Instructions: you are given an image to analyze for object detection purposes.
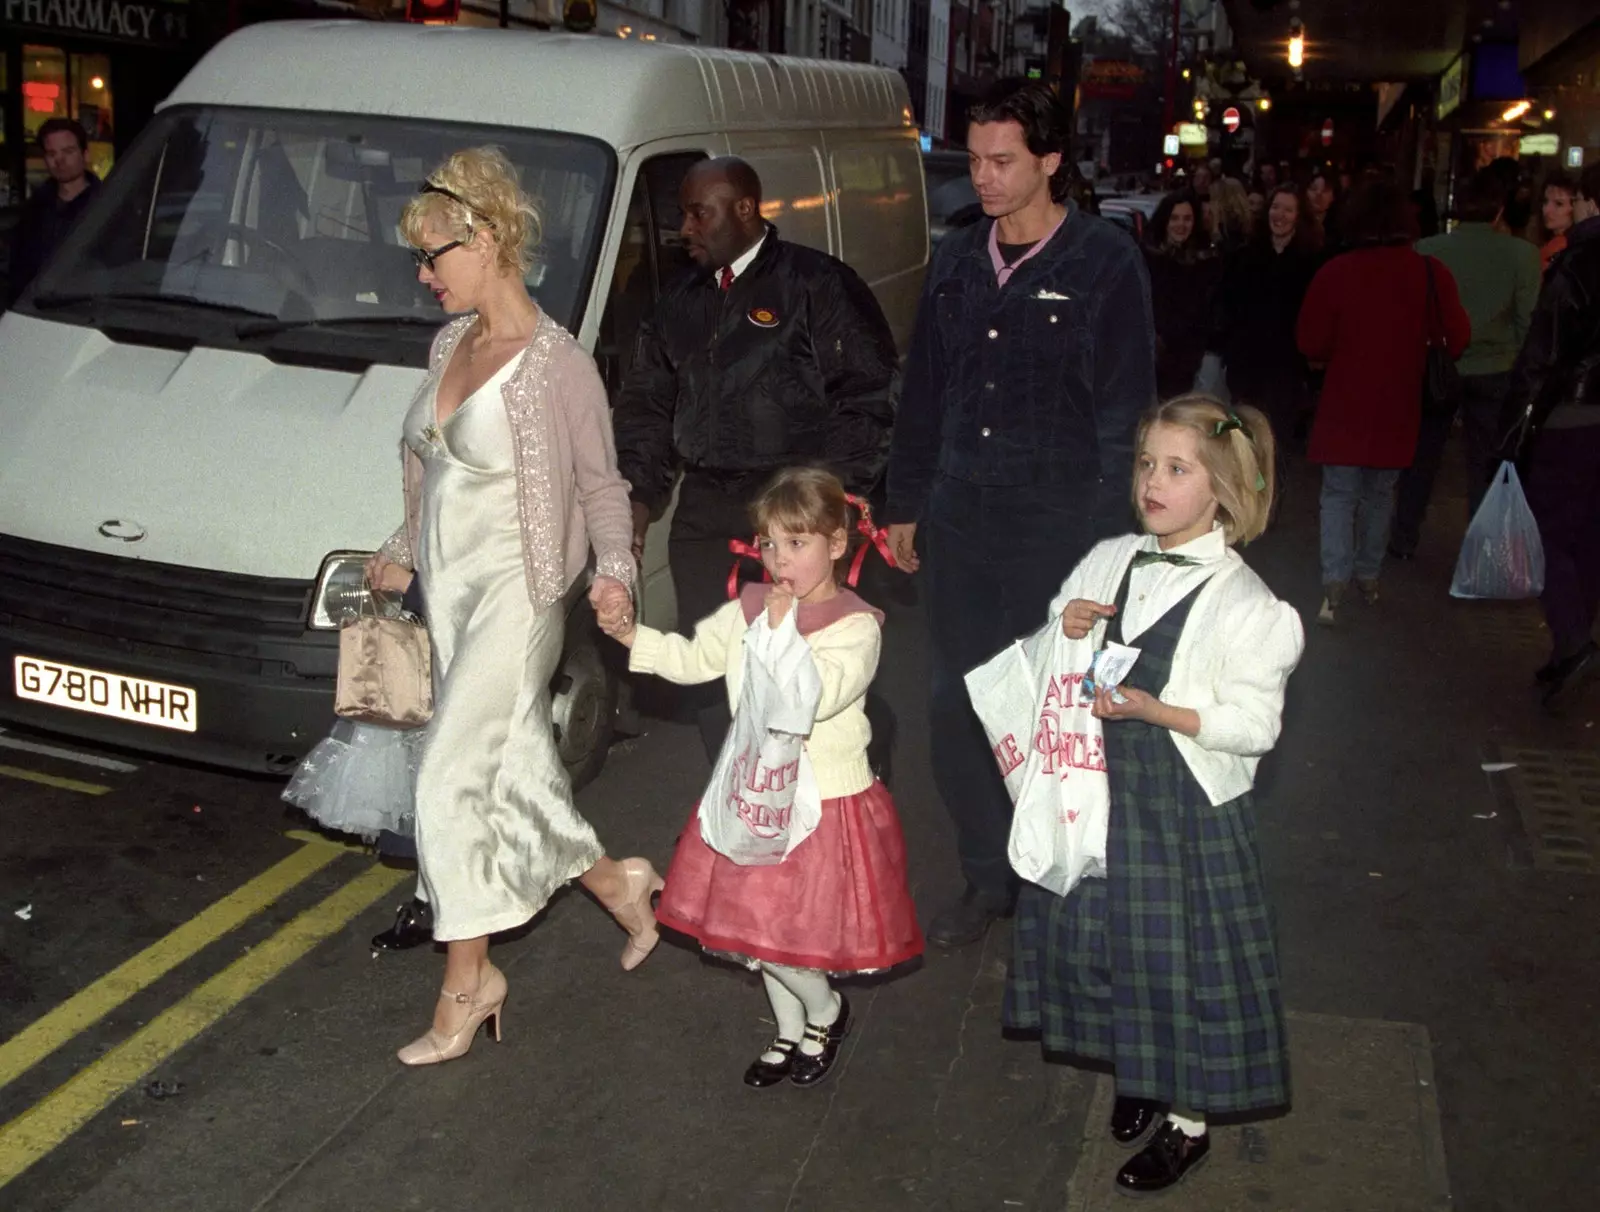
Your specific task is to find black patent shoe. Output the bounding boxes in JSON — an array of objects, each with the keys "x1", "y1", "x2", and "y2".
[
  {"x1": 743, "y1": 1038, "x2": 798, "y2": 1089},
  {"x1": 789, "y1": 994, "x2": 851, "y2": 1088},
  {"x1": 926, "y1": 887, "x2": 1012, "y2": 949},
  {"x1": 371, "y1": 897, "x2": 433, "y2": 951},
  {"x1": 1110, "y1": 1096, "x2": 1165, "y2": 1149},
  {"x1": 1115, "y1": 1123, "x2": 1210, "y2": 1198}
]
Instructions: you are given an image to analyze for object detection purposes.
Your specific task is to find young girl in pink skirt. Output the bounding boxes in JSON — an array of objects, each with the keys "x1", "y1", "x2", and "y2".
[{"x1": 598, "y1": 466, "x2": 923, "y2": 1089}]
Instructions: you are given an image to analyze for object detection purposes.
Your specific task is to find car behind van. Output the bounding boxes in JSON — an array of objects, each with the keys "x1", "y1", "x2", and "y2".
[{"x1": 0, "y1": 22, "x2": 927, "y2": 784}]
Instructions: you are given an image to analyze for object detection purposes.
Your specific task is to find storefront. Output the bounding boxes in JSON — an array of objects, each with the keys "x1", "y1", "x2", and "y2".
[{"x1": 1, "y1": 0, "x2": 201, "y2": 207}]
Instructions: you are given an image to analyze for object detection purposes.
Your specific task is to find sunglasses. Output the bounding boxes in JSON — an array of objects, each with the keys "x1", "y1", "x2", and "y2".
[
  {"x1": 409, "y1": 182, "x2": 496, "y2": 272},
  {"x1": 411, "y1": 239, "x2": 464, "y2": 272}
]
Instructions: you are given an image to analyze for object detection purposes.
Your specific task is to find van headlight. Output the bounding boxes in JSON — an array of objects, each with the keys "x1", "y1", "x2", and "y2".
[{"x1": 310, "y1": 551, "x2": 375, "y2": 629}]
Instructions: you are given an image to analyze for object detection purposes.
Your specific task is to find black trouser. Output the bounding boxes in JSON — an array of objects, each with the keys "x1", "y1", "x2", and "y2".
[
  {"x1": 1525, "y1": 424, "x2": 1600, "y2": 662},
  {"x1": 1392, "y1": 371, "x2": 1511, "y2": 554},
  {"x1": 665, "y1": 471, "x2": 765, "y2": 762},
  {"x1": 922, "y1": 477, "x2": 1098, "y2": 902}
]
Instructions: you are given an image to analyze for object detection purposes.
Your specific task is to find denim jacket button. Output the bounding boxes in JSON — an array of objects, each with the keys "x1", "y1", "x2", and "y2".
[
  {"x1": 1049, "y1": 314, "x2": 1059, "y2": 324},
  {"x1": 987, "y1": 328, "x2": 998, "y2": 339},
  {"x1": 985, "y1": 381, "x2": 995, "y2": 390},
  {"x1": 981, "y1": 427, "x2": 992, "y2": 437}
]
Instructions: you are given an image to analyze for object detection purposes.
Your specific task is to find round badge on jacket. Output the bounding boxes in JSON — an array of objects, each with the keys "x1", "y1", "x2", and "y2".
[{"x1": 748, "y1": 307, "x2": 779, "y2": 328}]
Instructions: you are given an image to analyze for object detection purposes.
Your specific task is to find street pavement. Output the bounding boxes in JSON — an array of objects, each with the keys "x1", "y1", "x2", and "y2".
[{"x1": 0, "y1": 444, "x2": 1596, "y2": 1212}]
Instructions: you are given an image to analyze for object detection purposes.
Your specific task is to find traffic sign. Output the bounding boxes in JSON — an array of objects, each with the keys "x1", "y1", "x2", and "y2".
[
  {"x1": 1222, "y1": 107, "x2": 1241, "y2": 134},
  {"x1": 1163, "y1": 134, "x2": 1181, "y2": 156}
]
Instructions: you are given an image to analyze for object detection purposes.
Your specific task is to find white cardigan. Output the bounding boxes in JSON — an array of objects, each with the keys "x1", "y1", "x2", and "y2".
[{"x1": 1048, "y1": 535, "x2": 1305, "y2": 806}]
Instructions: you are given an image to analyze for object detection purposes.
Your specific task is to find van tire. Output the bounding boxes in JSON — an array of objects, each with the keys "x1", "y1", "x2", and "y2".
[{"x1": 551, "y1": 628, "x2": 617, "y2": 791}]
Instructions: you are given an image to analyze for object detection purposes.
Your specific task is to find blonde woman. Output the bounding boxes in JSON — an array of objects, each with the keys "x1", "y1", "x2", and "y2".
[
  {"x1": 1207, "y1": 177, "x2": 1253, "y2": 258},
  {"x1": 366, "y1": 147, "x2": 662, "y2": 1066}
]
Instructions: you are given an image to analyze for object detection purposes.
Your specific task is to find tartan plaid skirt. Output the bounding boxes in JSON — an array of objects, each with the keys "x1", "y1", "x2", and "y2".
[{"x1": 1003, "y1": 720, "x2": 1291, "y2": 1115}]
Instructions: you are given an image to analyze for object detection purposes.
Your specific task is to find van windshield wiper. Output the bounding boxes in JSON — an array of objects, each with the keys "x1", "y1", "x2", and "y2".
[
  {"x1": 29, "y1": 290, "x2": 277, "y2": 318},
  {"x1": 237, "y1": 313, "x2": 441, "y2": 338}
]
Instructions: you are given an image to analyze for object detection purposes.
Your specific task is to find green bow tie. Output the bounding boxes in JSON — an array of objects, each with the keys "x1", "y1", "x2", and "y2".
[{"x1": 1130, "y1": 549, "x2": 1201, "y2": 569}]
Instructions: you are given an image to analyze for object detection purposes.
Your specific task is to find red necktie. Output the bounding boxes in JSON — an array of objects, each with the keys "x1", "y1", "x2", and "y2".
[{"x1": 719, "y1": 266, "x2": 734, "y2": 292}]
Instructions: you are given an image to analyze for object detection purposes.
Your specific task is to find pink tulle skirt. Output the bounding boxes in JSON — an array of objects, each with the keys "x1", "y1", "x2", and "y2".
[{"x1": 656, "y1": 780, "x2": 924, "y2": 973}]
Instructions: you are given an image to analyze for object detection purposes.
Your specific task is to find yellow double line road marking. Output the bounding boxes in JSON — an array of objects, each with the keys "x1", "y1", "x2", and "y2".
[{"x1": 0, "y1": 842, "x2": 407, "y2": 1190}]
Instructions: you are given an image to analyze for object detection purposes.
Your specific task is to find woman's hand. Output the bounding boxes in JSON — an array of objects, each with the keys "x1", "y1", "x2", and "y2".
[
  {"x1": 590, "y1": 576, "x2": 636, "y2": 648},
  {"x1": 365, "y1": 553, "x2": 413, "y2": 594},
  {"x1": 1061, "y1": 599, "x2": 1116, "y2": 640},
  {"x1": 765, "y1": 584, "x2": 795, "y2": 628}
]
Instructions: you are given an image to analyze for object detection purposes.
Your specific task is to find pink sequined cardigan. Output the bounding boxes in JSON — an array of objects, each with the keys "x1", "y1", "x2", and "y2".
[{"x1": 381, "y1": 313, "x2": 636, "y2": 605}]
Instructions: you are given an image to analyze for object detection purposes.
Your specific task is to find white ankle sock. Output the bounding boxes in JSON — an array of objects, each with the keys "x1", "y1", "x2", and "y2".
[
  {"x1": 1167, "y1": 1110, "x2": 1206, "y2": 1138},
  {"x1": 765, "y1": 965, "x2": 838, "y2": 1056},
  {"x1": 760, "y1": 966, "x2": 806, "y2": 1063}
]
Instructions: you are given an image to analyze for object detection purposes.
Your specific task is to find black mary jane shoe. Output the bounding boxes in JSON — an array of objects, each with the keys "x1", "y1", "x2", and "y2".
[
  {"x1": 1110, "y1": 1096, "x2": 1166, "y2": 1149},
  {"x1": 743, "y1": 1039, "x2": 798, "y2": 1089},
  {"x1": 789, "y1": 994, "x2": 852, "y2": 1088},
  {"x1": 370, "y1": 897, "x2": 434, "y2": 951},
  {"x1": 1115, "y1": 1123, "x2": 1209, "y2": 1199}
]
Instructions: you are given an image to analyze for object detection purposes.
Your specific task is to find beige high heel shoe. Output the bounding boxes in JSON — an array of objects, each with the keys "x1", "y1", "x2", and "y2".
[
  {"x1": 609, "y1": 857, "x2": 665, "y2": 972},
  {"x1": 397, "y1": 965, "x2": 507, "y2": 1066}
]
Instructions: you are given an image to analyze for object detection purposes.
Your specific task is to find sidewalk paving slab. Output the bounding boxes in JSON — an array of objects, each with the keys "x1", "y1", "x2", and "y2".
[{"x1": 1066, "y1": 1013, "x2": 1452, "y2": 1212}]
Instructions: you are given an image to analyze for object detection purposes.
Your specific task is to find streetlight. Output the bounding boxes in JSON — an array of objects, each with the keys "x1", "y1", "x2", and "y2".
[
  {"x1": 1502, "y1": 100, "x2": 1531, "y2": 122},
  {"x1": 1288, "y1": 31, "x2": 1304, "y2": 69},
  {"x1": 1258, "y1": 97, "x2": 1271, "y2": 112}
]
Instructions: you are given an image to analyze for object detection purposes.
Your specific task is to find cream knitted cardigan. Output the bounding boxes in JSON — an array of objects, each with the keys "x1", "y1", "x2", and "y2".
[{"x1": 1048, "y1": 535, "x2": 1305, "y2": 806}]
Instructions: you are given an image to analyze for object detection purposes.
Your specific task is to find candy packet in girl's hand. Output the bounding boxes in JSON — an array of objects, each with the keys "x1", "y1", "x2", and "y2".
[{"x1": 1079, "y1": 642, "x2": 1142, "y2": 705}]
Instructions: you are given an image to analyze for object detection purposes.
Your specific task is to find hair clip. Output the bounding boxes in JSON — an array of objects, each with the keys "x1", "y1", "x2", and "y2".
[
  {"x1": 1212, "y1": 412, "x2": 1247, "y2": 438},
  {"x1": 1255, "y1": 471, "x2": 1268, "y2": 492},
  {"x1": 418, "y1": 181, "x2": 496, "y2": 228}
]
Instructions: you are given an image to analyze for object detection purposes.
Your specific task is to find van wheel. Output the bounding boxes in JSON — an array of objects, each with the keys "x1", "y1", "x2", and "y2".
[{"x1": 551, "y1": 632, "x2": 616, "y2": 791}]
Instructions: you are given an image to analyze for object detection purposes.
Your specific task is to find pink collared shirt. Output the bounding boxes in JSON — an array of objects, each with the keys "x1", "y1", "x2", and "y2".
[{"x1": 988, "y1": 207, "x2": 1070, "y2": 288}]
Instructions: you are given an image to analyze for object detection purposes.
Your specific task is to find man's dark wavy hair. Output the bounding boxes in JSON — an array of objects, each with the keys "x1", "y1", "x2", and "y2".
[{"x1": 967, "y1": 79, "x2": 1073, "y2": 203}]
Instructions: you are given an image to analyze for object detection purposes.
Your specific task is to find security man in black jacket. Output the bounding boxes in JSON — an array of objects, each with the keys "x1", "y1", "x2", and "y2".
[{"x1": 614, "y1": 157, "x2": 899, "y2": 757}]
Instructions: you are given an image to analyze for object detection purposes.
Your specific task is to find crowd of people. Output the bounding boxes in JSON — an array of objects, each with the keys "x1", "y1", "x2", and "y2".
[{"x1": 1132, "y1": 152, "x2": 1598, "y2": 708}]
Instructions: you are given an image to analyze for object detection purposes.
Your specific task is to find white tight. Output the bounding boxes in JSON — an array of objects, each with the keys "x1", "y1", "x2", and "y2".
[{"x1": 760, "y1": 963, "x2": 840, "y2": 1058}]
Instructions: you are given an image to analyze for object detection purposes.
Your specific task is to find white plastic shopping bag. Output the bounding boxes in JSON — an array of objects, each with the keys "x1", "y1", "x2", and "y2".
[
  {"x1": 1450, "y1": 461, "x2": 1546, "y2": 600},
  {"x1": 965, "y1": 613, "x2": 1110, "y2": 897},
  {"x1": 698, "y1": 608, "x2": 824, "y2": 865}
]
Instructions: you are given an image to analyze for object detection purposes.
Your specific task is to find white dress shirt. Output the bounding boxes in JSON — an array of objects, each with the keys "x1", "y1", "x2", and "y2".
[
  {"x1": 723, "y1": 228, "x2": 769, "y2": 284},
  {"x1": 1118, "y1": 523, "x2": 1230, "y2": 643}
]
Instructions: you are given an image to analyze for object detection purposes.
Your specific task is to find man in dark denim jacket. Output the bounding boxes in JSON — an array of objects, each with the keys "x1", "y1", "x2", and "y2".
[{"x1": 885, "y1": 81, "x2": 1156, "y2": 947}]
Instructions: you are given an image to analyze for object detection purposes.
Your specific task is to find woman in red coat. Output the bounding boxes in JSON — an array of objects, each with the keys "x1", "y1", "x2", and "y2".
[{"x1": 1297, "y1": 179, "x2": 1470, "y2": 626}]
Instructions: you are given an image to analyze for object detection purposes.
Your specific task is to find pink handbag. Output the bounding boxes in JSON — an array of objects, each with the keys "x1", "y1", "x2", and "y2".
[{"x1": 334, "y1": 599, "x2": 433, "y2": 728}]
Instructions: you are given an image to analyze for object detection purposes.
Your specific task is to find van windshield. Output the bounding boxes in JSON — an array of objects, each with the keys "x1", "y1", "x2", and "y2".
[{"x1": 17, "y1": 106, "x2": 614, "y2": 368}]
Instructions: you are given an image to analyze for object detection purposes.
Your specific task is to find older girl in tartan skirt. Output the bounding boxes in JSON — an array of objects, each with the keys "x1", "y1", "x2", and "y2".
[{"x1": 1003, "y1": 398, "x2": 1305, "y2": 1198}]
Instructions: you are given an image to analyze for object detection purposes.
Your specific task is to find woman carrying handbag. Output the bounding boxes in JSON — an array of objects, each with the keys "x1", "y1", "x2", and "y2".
[{"x1": 365, "y1": 147, "x2": 664, "y2": 1066}]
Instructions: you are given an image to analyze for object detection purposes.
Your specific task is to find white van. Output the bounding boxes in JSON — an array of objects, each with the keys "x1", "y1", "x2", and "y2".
[{"x1": 0, "y1": 22, "x2": 927, "y2": 784}]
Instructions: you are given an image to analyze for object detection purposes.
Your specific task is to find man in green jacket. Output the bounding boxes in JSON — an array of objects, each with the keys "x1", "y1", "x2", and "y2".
[{"x1": 1391, "y1": 167, "x2": 1541, "y2": 557}]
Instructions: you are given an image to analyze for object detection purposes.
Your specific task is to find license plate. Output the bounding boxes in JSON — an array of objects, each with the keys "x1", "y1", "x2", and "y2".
[{"x1": 13, "y1": 655, "x2": 198, "y2": 733}]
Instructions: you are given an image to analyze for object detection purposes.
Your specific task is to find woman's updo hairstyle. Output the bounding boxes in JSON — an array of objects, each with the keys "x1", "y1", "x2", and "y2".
[{"x1": 400, "y1": 146, "x2": 541, "y2": 275}]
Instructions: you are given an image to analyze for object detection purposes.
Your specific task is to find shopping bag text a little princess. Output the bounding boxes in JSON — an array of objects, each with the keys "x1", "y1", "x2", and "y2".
[
  {"x1": 989, "y1": 671, "x2": 1108, "y2": 785},
  {"x1": 730, "y1": 752, "x2": 802, "y2": 838}
]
